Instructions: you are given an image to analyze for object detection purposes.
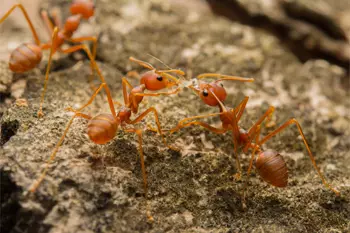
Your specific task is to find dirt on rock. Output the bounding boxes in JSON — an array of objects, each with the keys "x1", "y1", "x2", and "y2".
[{"x1": 0, "y1": 0, "x2": 349, "y2": 233}]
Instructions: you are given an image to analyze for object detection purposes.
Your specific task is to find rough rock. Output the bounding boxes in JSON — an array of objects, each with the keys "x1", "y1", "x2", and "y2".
[{"x1": 0, "y1": 0, "x2": 349, "y2": 232}]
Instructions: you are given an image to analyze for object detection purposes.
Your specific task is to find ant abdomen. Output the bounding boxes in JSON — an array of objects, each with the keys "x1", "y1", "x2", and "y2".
[
  {"x1": 9, "y1": 43, "x2": 42, "y2": 73},
  {"x1": 255, "y1": 150, "x2": 288, "y2": 187},
  {"x1": 87, "y1": 113, "x2": 119, "y2": 144}
]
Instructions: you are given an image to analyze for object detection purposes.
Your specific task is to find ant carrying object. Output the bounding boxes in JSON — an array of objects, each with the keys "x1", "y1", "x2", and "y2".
[
  {"x1": 167, "y1": 75, "x2": 340, "y2": 196},
  {"x1": 28, "y1": 57, "x2": 184, "y2": 197},
  {"x1": 0, "y1": 1, "x2": 98, "y2": 117}
]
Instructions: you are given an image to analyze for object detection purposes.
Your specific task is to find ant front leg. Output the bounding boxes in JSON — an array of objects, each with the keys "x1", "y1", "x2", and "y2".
[
  {"x1": 167, "y1": 112, "x2": 225, "y2": 134},
  {"x1": 257, "y1": 118, "x2": 340, "y2": 195},
  {"x1": 135, "y1": 86, "x2": 181, "y2": 97},
  {"x1": 0, "y1": 4, "x2": 41, "y2": 45},
  {"x1": 166, "y1": 113, "x2": 227, "y2": 152},
  {"x1": 37, "y1": 27, "x2": 59, "y2": 117}
]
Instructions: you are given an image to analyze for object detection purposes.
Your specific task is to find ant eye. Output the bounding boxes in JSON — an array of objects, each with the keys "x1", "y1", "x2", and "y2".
[
  {"x1": 220, "y1": 82, "x2": 224, "y2": 87},
  {"x1": 157, "y1": 76, "x2": 163, "y2": 81},
  {"x1": 203, "y1": 90, "x2": 209, "y2": 97}
]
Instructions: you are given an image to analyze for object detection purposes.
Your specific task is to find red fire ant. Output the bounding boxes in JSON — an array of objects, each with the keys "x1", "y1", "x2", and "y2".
[
  {"x1": 0, "y1": 1, "x2": 99, "y2": 117},
  {"x1": 28, "y1": 57, "x2": 184, "y2": 198},
  {"x1": 167, "y1": 75, "x2": 340, "y2": 196}
]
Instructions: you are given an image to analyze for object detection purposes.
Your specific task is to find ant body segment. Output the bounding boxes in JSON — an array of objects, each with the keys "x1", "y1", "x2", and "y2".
[
  {"x1": 168, "y1": 75, "x2": 340, "y2": 196},
  {"x1": 0, "y1": 1, "x2": 98, "y2": 117}
]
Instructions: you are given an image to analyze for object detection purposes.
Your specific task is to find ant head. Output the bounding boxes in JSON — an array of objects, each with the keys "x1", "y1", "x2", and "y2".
[
  {"x1": 70, "y1": 0, "x2": 95, "y2": 19},
  {"x1": 140, "y1": 70, "x2": 178, "y2": 91},
  {"x1": 193, "y1": 81, "x2": 227, "y2": 106}
]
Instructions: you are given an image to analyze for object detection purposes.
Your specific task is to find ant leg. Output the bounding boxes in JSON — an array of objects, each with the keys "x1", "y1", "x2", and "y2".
[
  {"x1": 50, "y1": 7, "x2": 62, "y2": 29},
  {"x1": 246, "y1": 126, "x2": 262, "y2": 177},
  {"x1": 258, "y1": 118, "x2": 340, "y2": 195},
  {"x1": 122, "y1": 77, "x2": 133, "y2": 105},
  {"x1": 196, "y1": 73, "x2": 254, "y2": 83},
  {"x1": 170, "y1": 121, "x2": 227, "y2": 135},
  {"x1": 60, "y1": 44, "x2": 117, "y2": 117},
  {"x1": 135, "y1": 86, "x2": 181, "y2": 97},
  {"x1": 127, "y1": 107, "x2": 178, "y2": 151},
  {"x1": 30, "y1": 82, "x2": 108, "y2": 192},
  {"x1": 68, "y1": 83, "x2": 107, "y2": 112},
  {"x1": 68, "y1": 36, "x2": 98, "y2": 90},
  {"x1": 29, "y1": 112, "x2": 91, "y2": 192},
  {"x1": 37, "y1": 27, "x2": 59, "y2": 117},
  {"x1": 241, "y1": 125, "x2": 262, "y2": 208},
  {"x1": 122, "y1": 128, "x2": 153, "y2": 221},
  {"x1": 247, "y1": 106, "x2": 275, "y2": 136},
  {"x1": 0, "y1": 4, "x2": 41, "y2": 45},
  {"x1": 40, "y1": 9, "x2": 54, "y2": 36},
  {"x1": 123, "y1": 128, "x2": 148, "y2": 194},
  {"x1": 234, "y1": 96, "x2": 249, "y2": 122},
  {"x1": 168, "y1": 112, "x2": 224, "y2": 133},
  {"x1": 68, "y1": 37, "x2": 98, "y2": 62},
  {"x1": 231, "y1": 131, "x2": 242, "y2": 181},
  {"x1": 126, "y1": 70, "x2": 141, "y2": 79}
]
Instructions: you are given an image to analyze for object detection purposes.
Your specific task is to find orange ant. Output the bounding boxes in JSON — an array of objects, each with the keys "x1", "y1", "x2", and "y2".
[
  {"x1": 167, "y1": 75, "x2": 340, "y2": 197},
  {"x1": 28, "y1": 57, "x2": 184, "y2": 197},
  {"x1": 0, "y1": 1, "x2": 99, "y2": 117}
]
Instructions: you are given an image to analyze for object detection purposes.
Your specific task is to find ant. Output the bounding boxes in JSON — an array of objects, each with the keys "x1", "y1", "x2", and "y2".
[
  {"x1": 0, "y1": 1, "x2": 99, "y2": 117},
  {"x1": 166, "y1": 75, "x2": 340, "y2": 198},
  {"x1": 28, "y1": 57, "x2": 185, "y2": 198}
]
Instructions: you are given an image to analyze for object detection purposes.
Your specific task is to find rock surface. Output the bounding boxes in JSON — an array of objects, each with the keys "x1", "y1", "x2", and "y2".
[{"x1": 0, "y1": 0, "x2": 349, "y2": 232}]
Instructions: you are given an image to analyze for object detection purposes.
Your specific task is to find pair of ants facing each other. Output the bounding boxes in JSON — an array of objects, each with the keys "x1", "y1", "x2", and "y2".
[
  {"x1": 1, "y1": 1, "x2": 339, "y2": 209},
  {"x1": 27, "y1": 57, "x2": 340, "y2": 200}
]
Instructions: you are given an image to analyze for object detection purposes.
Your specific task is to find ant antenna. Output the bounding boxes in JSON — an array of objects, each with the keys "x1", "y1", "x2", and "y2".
[
  {"x1": 147, "y1": 54, "x2": 172, "y2": 70},
  {"x1": 147, "y1": 53, "x2": 186, "y2": 81}
]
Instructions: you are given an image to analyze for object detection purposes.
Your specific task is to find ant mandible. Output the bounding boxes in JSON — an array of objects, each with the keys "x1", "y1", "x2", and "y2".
[
  {"x1": 0, "y1": 1, "x2": 99, "y2": 117},
  {"x1": 28, "y1": 57, "x2": 183, "y2": 198},
  {"x1": 167, "y1": 76, "x2": 340, "y2": 197}
]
